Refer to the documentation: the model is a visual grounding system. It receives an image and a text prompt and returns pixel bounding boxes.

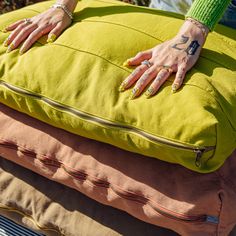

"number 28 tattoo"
[172,35,200,55]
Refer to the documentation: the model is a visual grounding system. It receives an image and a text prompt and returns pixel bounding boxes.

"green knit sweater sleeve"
[185,0,231,31]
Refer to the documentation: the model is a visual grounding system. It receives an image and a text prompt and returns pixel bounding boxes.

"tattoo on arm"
[172,35,189,50]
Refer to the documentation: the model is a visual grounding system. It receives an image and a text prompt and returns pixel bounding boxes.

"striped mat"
[0,215,44,236]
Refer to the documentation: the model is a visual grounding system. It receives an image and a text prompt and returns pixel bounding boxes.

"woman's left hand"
[119,19,209,98]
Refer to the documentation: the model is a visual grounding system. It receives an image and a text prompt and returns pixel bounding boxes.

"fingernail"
[19,48,25,55]
[119,84,125,92]
[123,59,131,67]
[47,33,57,43]
[145,87,154,98]
[1,28,8,33]
[171,83,179,93]
[3,38,9,47]
[129,87,139,100]
[118,81,128,92]
[6,42,14,53]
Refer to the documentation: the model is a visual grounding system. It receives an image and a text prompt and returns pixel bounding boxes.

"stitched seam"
[82,19,161,41]
[0,81,216,149]
[216,190,227,235]
[184,82,236,133]
[0,140,212,220]
[29,164,212,221]
[46,43,131,73]
[216,171,236,196]
[23,4,236,68]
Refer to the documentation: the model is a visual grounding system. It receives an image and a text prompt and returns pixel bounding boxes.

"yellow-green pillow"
[0,0,236,173]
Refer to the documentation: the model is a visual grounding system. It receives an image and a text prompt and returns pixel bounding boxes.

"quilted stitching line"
[81,19,162,41]
[47,43,131,73]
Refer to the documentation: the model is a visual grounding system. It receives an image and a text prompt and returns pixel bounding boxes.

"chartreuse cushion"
[0,0,236,173]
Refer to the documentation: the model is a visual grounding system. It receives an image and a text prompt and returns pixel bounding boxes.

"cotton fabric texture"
[0,0,236,173]
[0,157,177,236]
[0,103,236,236]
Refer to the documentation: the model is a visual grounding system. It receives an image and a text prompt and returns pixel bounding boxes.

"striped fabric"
[0,215,44,236]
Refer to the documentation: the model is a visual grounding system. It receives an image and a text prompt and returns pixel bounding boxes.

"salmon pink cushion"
[0,103,236,236]
[0,0,236,172]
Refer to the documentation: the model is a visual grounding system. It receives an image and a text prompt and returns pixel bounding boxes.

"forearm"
[186,0,231,30]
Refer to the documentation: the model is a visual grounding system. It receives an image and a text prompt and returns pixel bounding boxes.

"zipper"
[148,204,219,224]
[0,81,215,167]
[0,140,219,225]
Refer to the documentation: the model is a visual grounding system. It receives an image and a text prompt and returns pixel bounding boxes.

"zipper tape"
[0,80,215,165]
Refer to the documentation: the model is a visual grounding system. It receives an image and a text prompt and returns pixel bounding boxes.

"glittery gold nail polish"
[19,49,25,55]
[129,87,139,100]
[3,38,9,47]
[145,87,154,98]
[122,59,131,67]
[119,85,125,92]
[118,81,128,92]
[47,34,57,43]
[171,83,179,93]
[1,28,8,33]
[6,42,14,53]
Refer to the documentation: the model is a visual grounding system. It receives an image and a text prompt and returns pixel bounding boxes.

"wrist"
[177,19,209,45]
[55,0,78,12]
[185,18,209,39]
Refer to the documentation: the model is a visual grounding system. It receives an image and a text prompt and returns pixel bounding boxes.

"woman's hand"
[3,0,77,55]
[119,19,209,98]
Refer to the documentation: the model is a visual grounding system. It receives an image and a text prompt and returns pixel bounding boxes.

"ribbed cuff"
[185,0,231,31]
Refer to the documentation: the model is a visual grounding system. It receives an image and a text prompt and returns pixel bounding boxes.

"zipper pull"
[194,149,204,167]
[206,215,219,224]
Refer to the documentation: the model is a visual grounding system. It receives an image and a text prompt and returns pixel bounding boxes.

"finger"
[172,64,187,93]
[145,68,172,98]
[6,24,37,52]
[47,21,63,43]
[19,26,52,54]
[5,19,26,31]
[129,67,160,99]
[4,22,31,49]
[124,50,152,66]
[119,65,148,92]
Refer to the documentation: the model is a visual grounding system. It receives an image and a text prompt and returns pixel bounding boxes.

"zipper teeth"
[149,207,206,222]
[0,81,215,152]
[0,141,218,224]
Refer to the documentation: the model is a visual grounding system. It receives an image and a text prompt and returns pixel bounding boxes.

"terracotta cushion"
[0,103,236,235]
[1,0,236,173]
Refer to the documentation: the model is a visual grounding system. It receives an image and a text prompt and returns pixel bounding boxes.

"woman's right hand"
[3,1,77,55]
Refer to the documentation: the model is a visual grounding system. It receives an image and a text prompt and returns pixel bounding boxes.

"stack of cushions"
[0,0,236,235]
[1,103,236,236]
[0,0,236,173]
